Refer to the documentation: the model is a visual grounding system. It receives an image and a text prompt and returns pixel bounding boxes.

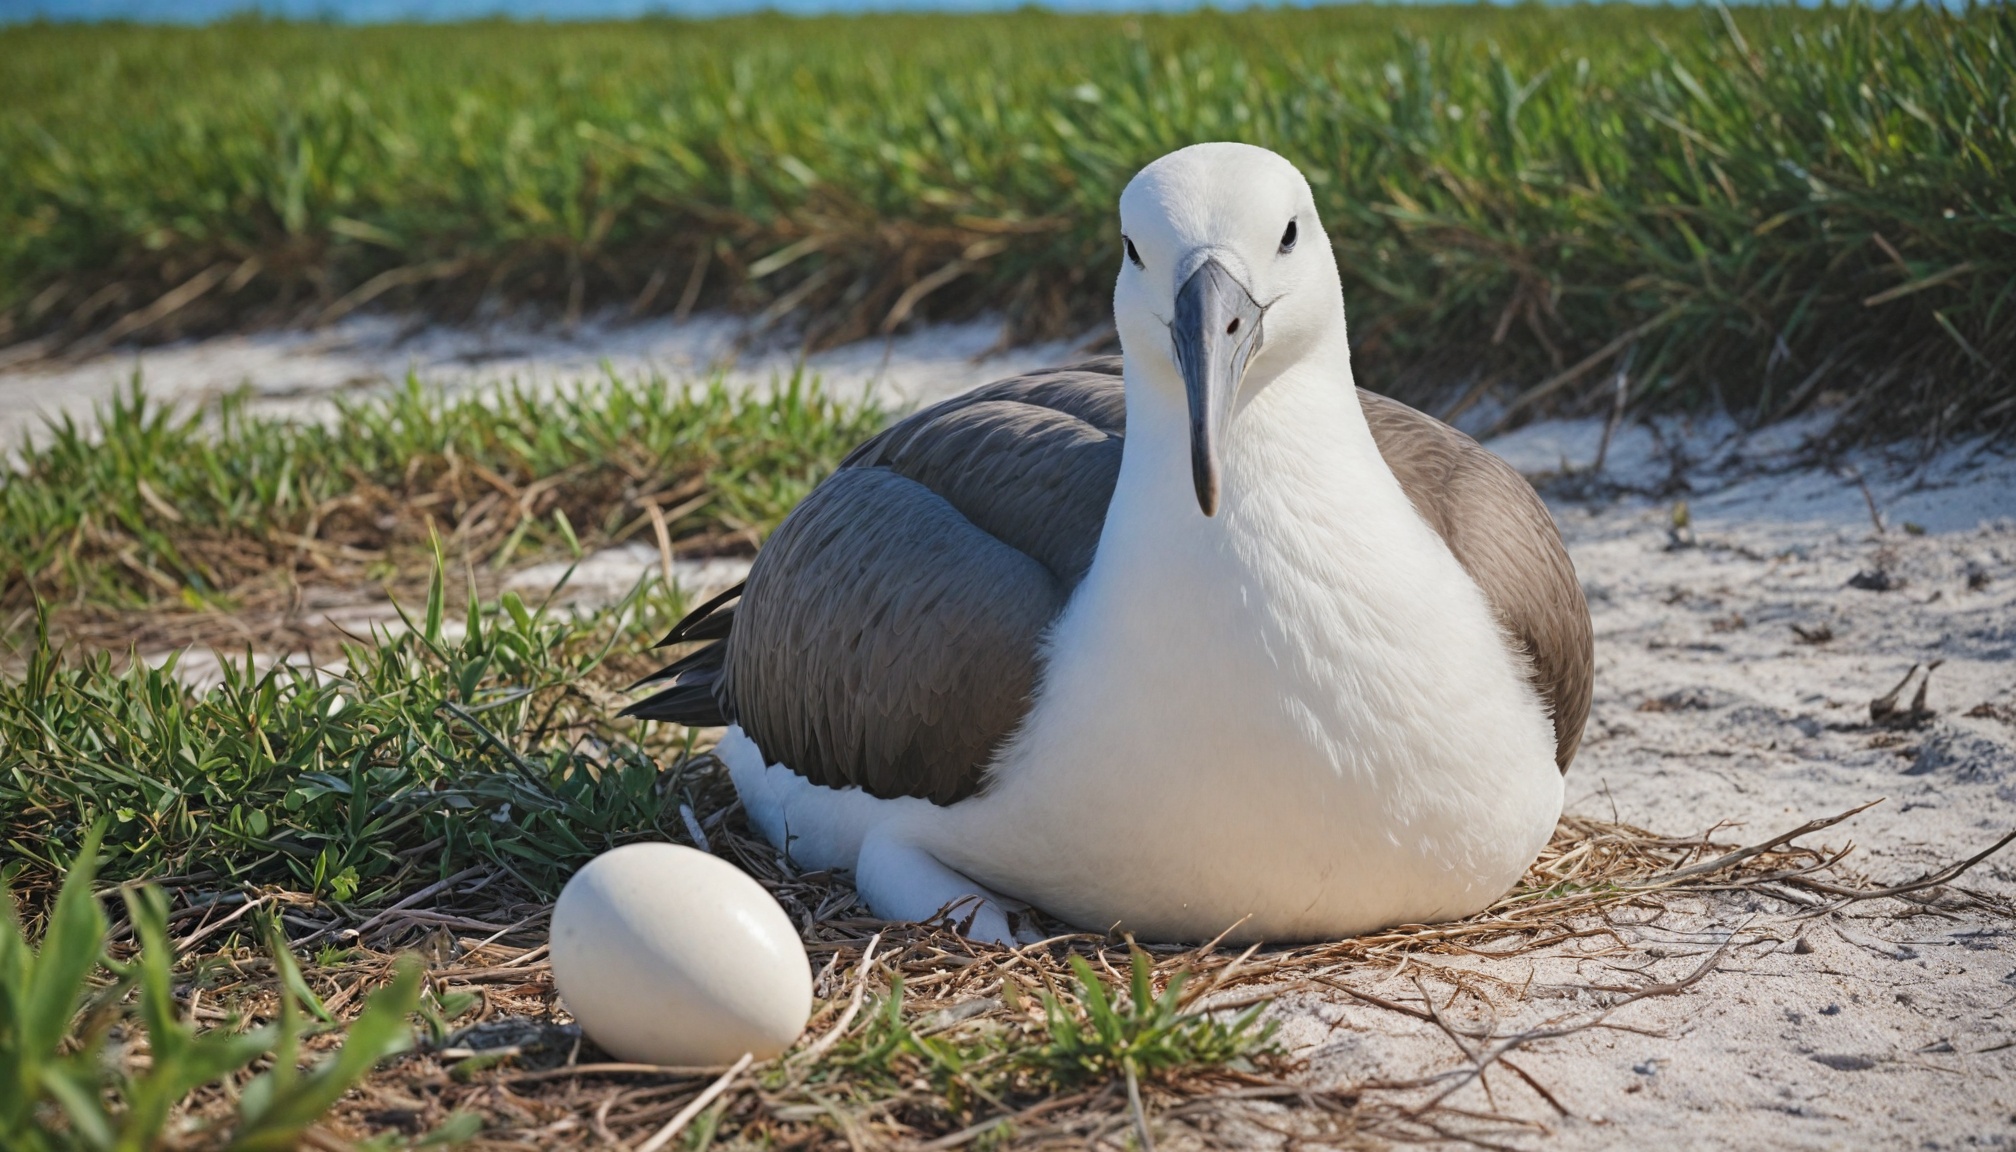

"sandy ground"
[0,311,1080,451]
[5,318,2014,1148]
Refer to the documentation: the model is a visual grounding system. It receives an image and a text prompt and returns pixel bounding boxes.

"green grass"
[2,833,453,1151]
[1,6,2010,434]
[787,954,1276,1126]
[1033,953,1275,1088]
[0,559,697,902]
[1,372,882,612]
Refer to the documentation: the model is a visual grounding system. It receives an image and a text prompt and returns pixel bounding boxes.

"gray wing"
[623,358,1125,805]
[1359,391,1593,772]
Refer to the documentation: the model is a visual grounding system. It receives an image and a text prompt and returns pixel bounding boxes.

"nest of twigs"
[109,793,2016,1152]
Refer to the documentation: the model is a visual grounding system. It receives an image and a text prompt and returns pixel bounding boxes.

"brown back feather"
[716,362,1125,803]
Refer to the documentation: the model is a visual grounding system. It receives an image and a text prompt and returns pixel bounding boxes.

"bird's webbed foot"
[856,823,1031,946]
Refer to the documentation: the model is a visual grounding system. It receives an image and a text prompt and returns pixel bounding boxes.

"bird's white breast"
[920,362,1563,942]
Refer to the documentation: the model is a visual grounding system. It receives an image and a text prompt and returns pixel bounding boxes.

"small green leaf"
[268,927,334,1026]
[552,508,582,558]
[500,590,532,633]
[423,539,446,647]
[416,1111,484,1146]
[23,828,106,1072]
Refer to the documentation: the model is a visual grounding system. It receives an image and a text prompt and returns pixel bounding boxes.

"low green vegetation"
[1,373,880,612]
[1033,954,1271,1087]
[793,953,1276,1125]
[0,559,696,901]
[2,833,448,1151]
[0,560,701,1143]
[2,5,2010,434]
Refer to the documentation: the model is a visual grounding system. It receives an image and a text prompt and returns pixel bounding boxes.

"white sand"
[0,311,1080,451]
[6,319,2014,1146]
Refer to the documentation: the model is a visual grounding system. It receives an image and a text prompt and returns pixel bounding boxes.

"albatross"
[625,142,1592,944]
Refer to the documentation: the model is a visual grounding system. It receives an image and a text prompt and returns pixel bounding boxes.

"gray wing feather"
[1359,392,1593,772]
[721,361,1125,803]
[857,399,1121,584]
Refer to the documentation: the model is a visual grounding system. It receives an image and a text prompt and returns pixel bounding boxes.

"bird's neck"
[1094,331,1471,689]
[1115,331,1400,544]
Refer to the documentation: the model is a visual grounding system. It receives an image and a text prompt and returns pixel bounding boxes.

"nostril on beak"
[1226,318,1240,335]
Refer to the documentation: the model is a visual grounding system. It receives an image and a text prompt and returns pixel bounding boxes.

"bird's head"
[1113,142,1343,517]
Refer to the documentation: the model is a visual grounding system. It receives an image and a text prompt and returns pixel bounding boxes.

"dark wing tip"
[626,606,735,726]
[620,664,731,728]
[651,581,745,649]
[625,642,721,691]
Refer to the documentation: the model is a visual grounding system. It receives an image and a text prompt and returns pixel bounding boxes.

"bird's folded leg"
[856,822,1020,946]
[719,725,921,873]
[719,726,1030,944]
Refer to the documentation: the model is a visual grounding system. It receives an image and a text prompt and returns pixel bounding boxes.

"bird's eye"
[1124,235,1144,269]
[1279,220,1298,253]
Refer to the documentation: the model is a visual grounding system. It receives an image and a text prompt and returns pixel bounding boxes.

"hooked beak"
[1170,258,1266,517]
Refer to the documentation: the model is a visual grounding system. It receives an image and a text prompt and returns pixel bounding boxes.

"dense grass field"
[0,374,881,613]
[3,5,2012,436]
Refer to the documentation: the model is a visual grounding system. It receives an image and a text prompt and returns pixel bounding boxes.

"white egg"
[550,842,811,1065]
